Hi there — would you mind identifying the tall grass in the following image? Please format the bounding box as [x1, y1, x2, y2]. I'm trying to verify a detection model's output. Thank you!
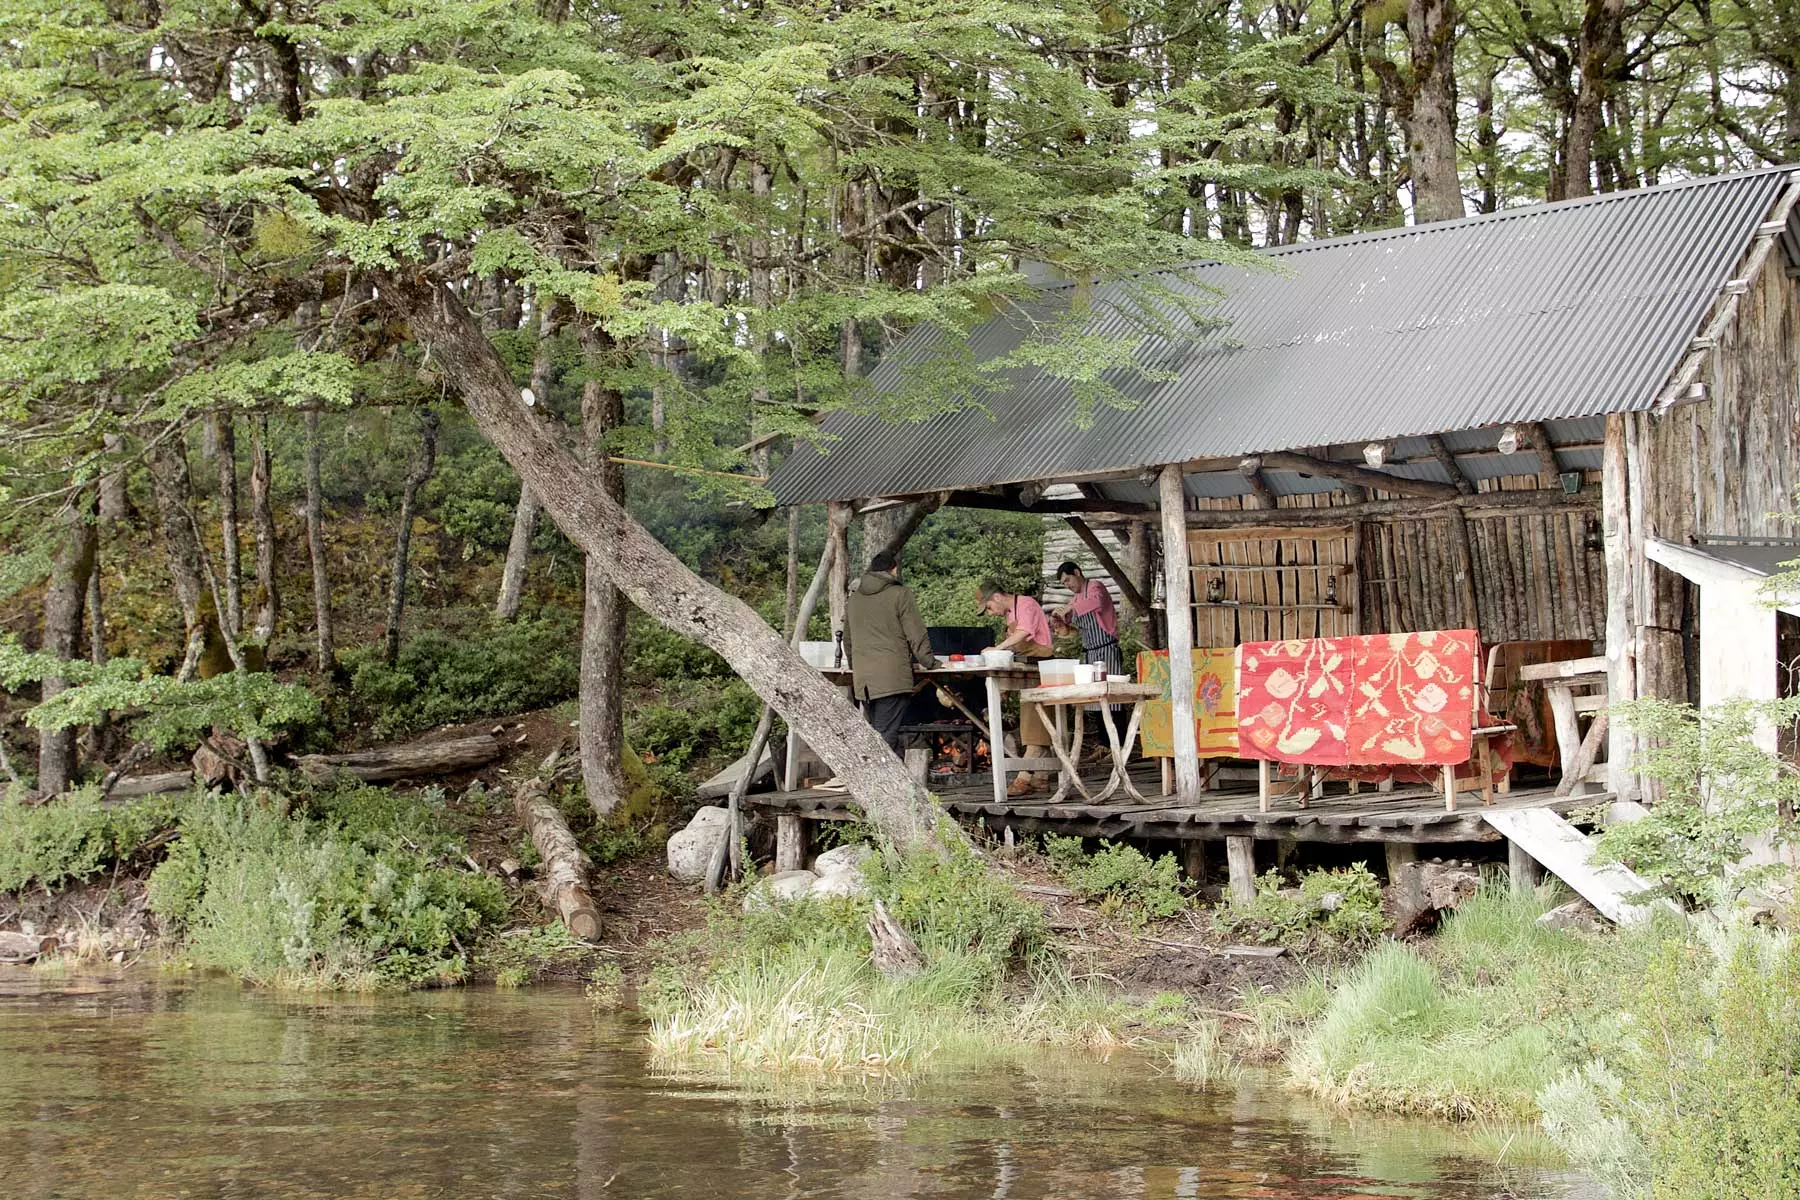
[1285, 887, 1587, 1121]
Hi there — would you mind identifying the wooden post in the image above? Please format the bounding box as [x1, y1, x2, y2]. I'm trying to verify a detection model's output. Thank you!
[1384, 841, 1417, 881]
[985, 673, 1009, 807]
[1159, 465, 1202, 801]
[904, 746, 930, 786]
[826, 500, 853, 646]
[1508, 841, 1541, 894]
[1181, 840, 1207, 885]
[775, 815, 806, 872]
[1225, 836, 1256, 903]
[1601, 415, 1639, 800]
[1446, 508, 1481, 633]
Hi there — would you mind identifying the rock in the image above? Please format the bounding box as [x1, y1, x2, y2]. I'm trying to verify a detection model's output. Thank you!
[813, 843, 874, 876]
[192, 744, 233, 786]
[809, 870, 869, 900]
[666, 806, 733, 882]
[742, 870, 821, 911]
[1537, 899, 1603, 933]
[1315, 890, 1344, 914]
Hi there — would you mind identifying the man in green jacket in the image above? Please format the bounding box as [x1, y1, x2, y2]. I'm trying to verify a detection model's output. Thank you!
[843, 549, 937, 755]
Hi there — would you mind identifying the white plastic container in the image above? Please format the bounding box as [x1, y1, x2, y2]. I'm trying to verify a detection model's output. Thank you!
[981, 648, 1015, 669]
[1038, 658, 1078, 687]
[799, 641, 836, 669]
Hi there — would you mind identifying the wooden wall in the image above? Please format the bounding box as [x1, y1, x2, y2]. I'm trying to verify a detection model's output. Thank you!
[1635, 252, 1800, 703]
[1179, 486, 1605, 650]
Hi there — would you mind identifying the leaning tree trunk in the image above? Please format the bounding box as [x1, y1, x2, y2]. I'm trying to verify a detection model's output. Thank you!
[248, 413, 279, 651]
[579, 327, 630, 816]
[303, 409, 335, 672]
[495, 298, 562, 621]
[383, 408, 440, 664]
[37, 492, 97, 797]
[381, 272, 950, 855]
[146, 439, 211, 680]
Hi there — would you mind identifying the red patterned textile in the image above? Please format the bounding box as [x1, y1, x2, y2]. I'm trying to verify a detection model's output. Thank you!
[1346, 630, 1480, 765]
[1238, 630, 1483, 768]
[1235, 638, 1353, 765]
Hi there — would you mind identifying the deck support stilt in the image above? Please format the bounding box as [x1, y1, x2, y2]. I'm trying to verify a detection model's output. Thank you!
[1508, 841, 1541, 894]
[1384, 841, 1417, 881]
[775, 814, 806, 872]
[1225, 836, 1256, 904]
[1182, 840, 1207, 885]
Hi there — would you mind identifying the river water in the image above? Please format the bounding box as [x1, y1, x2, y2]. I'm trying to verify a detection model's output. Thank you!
[0, 975, 1596, 1199]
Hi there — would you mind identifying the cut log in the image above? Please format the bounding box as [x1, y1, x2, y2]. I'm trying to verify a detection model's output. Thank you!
[296, 733, 502, 783]
[513, 772, 603, 942]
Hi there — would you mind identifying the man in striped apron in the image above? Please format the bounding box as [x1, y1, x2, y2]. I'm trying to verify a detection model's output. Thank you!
[1052, 562, 1123, 678]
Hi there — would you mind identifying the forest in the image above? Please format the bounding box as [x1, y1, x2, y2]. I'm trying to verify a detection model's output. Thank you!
[5, 0, 1800, 1196]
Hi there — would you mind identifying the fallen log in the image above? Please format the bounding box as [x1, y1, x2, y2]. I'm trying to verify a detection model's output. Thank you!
[105, 771, 194, 801]
[0, 931, 59, 964]
[296, 732, 502, 783]
[513, 770, 603, 942]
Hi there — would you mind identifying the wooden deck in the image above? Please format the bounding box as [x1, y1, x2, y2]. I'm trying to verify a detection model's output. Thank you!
[748, 766, 1605, 847]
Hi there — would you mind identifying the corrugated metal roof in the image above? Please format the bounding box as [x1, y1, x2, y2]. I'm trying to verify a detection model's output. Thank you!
[770, 167, 1797, 505]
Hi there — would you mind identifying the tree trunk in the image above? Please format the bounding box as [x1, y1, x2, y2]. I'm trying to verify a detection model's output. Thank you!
[303, 409, 335, 672]
[383, 409, 440, 664]
[146, 440, 210, 680]
[213, 413, 244, 640]
[1560, 0, 1627, 200]
[495, 299, 562, 621]
[381, 272, 950, 854]
[98, 432, 130, 525]
[37, 493, 97, 797]
[248, 413, 278, 649]
[579, 326, 629, 817]
[1406, 0, 1464, 222]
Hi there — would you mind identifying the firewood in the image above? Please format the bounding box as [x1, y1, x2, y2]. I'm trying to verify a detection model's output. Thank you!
[511, 768, 602, 942]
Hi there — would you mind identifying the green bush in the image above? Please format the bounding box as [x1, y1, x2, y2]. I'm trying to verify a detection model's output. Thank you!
[624, 678, 759, 775]
[1042, 835, 1188, 926]
[147, 789, 507, 988]
[343, 612, 580, 740]
[1216, 865, 1389, 947]
[0, 787, 181, 893]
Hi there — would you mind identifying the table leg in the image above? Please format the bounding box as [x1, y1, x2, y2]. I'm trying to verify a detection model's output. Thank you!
[1442, 763, 1457, 812]
[783, 727, 800, 792]
[1258, 758, 1272, 813]
[1042, 706, 1090, 803]
[1476, 735, 1495, 806]
[1546, 684, 1582, 791]
[985, 674, 1007, 807]
[1096, 701, 1148, 802]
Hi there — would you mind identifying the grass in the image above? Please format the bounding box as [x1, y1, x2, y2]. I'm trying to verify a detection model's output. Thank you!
[1171, 1019, 1242, 1088]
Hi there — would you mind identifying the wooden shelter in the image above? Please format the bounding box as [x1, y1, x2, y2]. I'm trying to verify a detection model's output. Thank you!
[762, 167, 1800, 872]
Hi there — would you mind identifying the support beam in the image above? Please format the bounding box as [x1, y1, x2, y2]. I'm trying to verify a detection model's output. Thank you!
[1446, 507, 1481, 630]
[1508, 841, 1541, 894]
[1237, 457, 1277, 508]
[1064, 517, 1150, 613]
[825, 500, 852, 646]
[1423, 435, 1475, 495]
[1159, 465, 1202, 801]
[1257, 451, 1462, 500]
[1225, 836, 1256, 904]
[1522, 423, 1561, 488]
[1178, 487, 1598, 529]
[1601, 416, 1639, 800]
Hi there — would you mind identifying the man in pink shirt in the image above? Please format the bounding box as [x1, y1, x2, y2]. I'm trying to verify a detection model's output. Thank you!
[978, 580, 1055, 795]
[1050, 561, 1123, 679]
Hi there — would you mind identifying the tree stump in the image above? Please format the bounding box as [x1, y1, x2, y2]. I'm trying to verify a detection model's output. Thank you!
[868, 899, 924, 979]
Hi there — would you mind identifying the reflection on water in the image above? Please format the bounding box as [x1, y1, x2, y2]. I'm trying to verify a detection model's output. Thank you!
[0, 975, 1595, 1199]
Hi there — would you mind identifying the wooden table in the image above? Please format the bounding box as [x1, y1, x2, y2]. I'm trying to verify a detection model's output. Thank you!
[1517, 655, 1609, 797]
[1016, 681, 1164, 803]
[816, 663, 1046, 806]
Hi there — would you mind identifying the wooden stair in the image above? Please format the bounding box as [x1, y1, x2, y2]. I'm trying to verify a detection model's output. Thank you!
[1481, 807, 1681, 925]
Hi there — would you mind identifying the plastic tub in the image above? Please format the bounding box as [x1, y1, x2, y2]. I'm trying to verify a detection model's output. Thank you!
[981, 648, 1015, 669]
[1038, 659, 1078, 687]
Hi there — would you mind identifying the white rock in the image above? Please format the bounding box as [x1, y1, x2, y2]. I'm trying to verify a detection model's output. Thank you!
[813, 844, 874, 876]
[742, 870, 821, 911]
[666, 809, 732, 882]
[1536, 899, 1603, 933]
[809, 871, 870, 900]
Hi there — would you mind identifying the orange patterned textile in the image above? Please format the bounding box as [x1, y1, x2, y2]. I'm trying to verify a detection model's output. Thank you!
[1235, 638, 1353, 765]
[1136, 649, 1239, 758]
[1346, 630, 1480, 765]
[1236, 630, 1482, 767]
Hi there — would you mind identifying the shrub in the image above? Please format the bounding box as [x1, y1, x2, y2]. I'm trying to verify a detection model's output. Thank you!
[147, 791, 507, 988]
[624, 679, 759, 775]
[342, 612, 580, 740]
[0, 787, 181, 893]
[1214, 865, 1388, 947]
[1042, 835, 1188, 926]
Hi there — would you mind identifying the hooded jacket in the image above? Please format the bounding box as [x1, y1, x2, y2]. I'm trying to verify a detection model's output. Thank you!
[843, 571, 935, 701]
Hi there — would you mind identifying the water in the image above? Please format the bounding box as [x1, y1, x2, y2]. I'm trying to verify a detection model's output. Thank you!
[0, 975, 1594, 1199]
